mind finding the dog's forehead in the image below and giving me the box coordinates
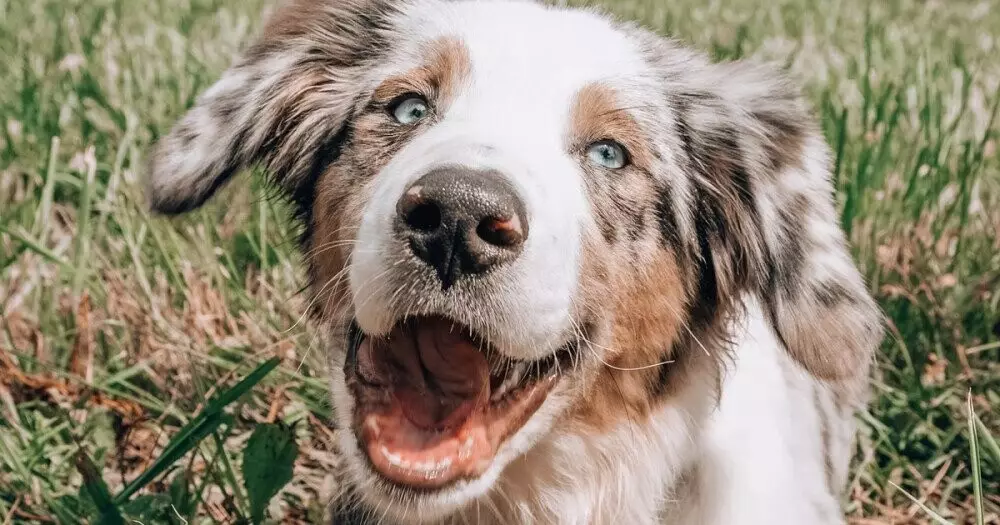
[391,0,649,105]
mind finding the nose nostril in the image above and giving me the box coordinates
[398,167,529,287]
[476,215,524,248]
[406,202,442,232]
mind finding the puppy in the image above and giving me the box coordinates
[147,0,884,523]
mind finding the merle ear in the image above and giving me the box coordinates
[664,52,884,381]
[146,0,397,214]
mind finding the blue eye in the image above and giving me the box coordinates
[390,94,430,124]
[586,140,629,169]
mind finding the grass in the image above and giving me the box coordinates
[0,0,998,523]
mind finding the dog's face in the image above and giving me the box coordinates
[148,0,882,521]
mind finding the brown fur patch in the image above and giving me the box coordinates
[569,83,655,170]
[570,241,692,432]
[257,0,393,48]
[373,37,471,105]
[307,176,361,322]
[250,0,386,61]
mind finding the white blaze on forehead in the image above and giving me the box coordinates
[350,0,651,359]
[385,0,648,150]
[405,1,646,101]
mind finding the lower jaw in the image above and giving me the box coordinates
[333,477,486,525]
[349,372,560,491]
[343,321,571,492]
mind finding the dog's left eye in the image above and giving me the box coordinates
[586,140,629,169]
[389,93,430,124]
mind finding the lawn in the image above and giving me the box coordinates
[1,0,998,523]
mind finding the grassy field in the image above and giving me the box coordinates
[1,0,998,523]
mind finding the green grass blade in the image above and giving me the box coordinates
[34,136,60,239]
[0,225,72,270]
[212,357,280,409]
[214,431,249,517]
[967,393,985,525]
[71,151,97,300]
[113,413,227,505]
[973,411,1000,468]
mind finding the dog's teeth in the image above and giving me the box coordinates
[492,362,528,401]
[458,436,475,460]
[512,361,529,381]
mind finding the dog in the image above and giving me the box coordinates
[146,0,884,523]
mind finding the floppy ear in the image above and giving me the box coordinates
[146,0,398,214]
[664,54,884,381]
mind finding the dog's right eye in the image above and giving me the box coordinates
[389,93,430,124]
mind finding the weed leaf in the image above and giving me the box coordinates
[243,422,298,523]
[169,470,196,519]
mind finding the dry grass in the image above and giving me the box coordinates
[1,0,998,523]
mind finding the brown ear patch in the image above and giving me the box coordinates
[259,0,319,42]
[770,293,880,381]
[253,0,397,60]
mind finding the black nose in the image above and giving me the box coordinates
[395,166,528,289]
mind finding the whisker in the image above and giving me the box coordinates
[571,317,676,371]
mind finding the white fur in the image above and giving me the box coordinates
[666,299,852,525]
[339,3,859,523]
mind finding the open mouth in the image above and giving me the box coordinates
[344,316,571,490]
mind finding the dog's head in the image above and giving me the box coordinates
[148,0,882,520]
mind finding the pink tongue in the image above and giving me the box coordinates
[358,318,490,429]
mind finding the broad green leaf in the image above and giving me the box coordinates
[243,422,299,524]
[169,470,196,519]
